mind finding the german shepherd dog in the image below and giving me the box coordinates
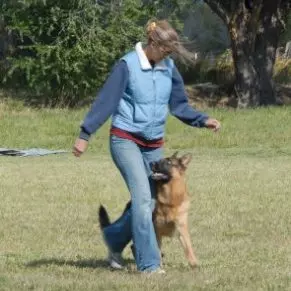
[99,152,198,268]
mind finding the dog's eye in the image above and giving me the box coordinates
[167,159,172,165]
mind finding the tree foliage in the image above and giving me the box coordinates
[1,0,148,106]
[1,0,291,107]
[183,2,230,54]
[281,11,291,44]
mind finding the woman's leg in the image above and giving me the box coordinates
[140,145,164,208]
[105,135,161,271]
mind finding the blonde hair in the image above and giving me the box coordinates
[145,19,196,65]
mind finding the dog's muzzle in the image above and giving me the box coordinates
[150,161,170,181]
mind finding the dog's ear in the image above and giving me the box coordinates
[172,151,179,158]
[179,153,192,168]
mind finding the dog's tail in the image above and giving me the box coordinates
[122,201,131,215]
[98,205,111,229]
[99,201,131,229]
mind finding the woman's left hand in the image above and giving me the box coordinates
[205,118,221,132]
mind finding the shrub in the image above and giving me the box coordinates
[274,57,291,84]
[1,0,145,107]
[181,49,234,85]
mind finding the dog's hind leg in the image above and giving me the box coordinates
[177,216,198,268]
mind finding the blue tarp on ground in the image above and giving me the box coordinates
[0,148,68,157]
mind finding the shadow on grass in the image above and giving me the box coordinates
[26,257,135,270]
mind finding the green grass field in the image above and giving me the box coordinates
[1,100,291,290]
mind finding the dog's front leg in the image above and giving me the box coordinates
[155,230,164,266]
[177,218,198,268]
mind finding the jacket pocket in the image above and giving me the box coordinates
[133,103,150,123]
[115,98,133,120]
[155,104,168,126]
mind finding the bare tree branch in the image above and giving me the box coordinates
[204,0,230,24]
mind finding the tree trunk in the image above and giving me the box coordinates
[253,35,277,106]
[253,0,286,105]
[205,0,290,108]
[228,4,262,108]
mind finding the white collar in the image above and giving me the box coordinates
[135,42,168,71]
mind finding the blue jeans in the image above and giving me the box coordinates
[103,135,163,271]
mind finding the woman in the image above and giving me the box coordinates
[73,20,221,274]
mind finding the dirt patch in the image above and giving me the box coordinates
[186,83,236,108]
[276,84,291,105]
[186,83,291,108]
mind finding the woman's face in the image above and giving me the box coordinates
[147,42,172,63]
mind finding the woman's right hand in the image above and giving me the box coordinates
[73,138,88,157]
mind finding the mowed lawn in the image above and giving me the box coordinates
[0,100,291,290]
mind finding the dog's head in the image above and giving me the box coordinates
[150,152,192,182]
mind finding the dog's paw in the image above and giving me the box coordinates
[189,259,199,268]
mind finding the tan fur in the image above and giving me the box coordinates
[153,154,198,268]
